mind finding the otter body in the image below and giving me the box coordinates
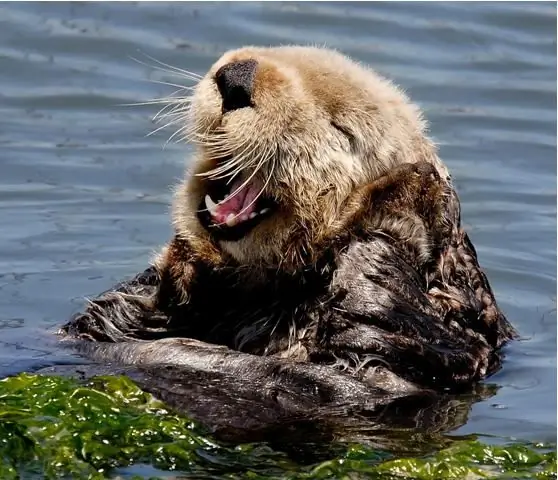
[60,47,516,434]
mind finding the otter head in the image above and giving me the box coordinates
[172,46,446,270]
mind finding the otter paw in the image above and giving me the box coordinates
[387,161,439,181]
[411,161,439,179]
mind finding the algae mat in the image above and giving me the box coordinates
[0,374,554,479]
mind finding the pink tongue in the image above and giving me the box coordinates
[213,178,260,225]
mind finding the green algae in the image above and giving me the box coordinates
[0,373,555,479]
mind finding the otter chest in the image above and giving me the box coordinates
[175,271,326,358]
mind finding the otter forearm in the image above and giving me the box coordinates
[319,164,516,389]
[61,237,211,342]
[75,337,387,403]
[323,238,496,389]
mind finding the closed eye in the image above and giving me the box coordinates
[330,121,356,151]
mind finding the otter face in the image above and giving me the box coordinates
[173,46,444,268]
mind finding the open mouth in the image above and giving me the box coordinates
[197,175,276,241]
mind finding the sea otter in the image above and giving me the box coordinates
[59,46,517,431]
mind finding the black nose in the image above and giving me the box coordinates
[215,59,257,112]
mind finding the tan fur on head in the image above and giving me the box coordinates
[170,45,449,271]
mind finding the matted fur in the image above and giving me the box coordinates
[59,46,517,436]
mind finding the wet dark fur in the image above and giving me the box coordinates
[59,162,517,438]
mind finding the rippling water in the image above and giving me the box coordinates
[0,0,555,448]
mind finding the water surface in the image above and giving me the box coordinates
[0,0,555,449]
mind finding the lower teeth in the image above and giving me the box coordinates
[225,214,237,227]
[222,208,271,227]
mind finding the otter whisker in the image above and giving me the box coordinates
[147,79,198,91]
[130,52,203,80]
[160,106,196,140]
[130,94,192,139]
[200,147,274,226]
[154,108,188,128]
[193,152,247,175]
[153,108,197,141]
[201,140,262,180]
[170,129,199,146]
[200,127,248,147]
[180,126,231,151]
[166,110,211,146]
[218,156,257,185]
[122,56,201,145]
[226,147,276,222]
[116,92,192,131]
[155,97,191,111]
[153,100,191,123]
[199,144,247,160]
[200,146,260,186]
[174,122,214,145]
[117,96,191,108]
[146,117,186,139]
[222,133,262,165]
[193,137,268,219]
[193,132,260,178]
[203,155,255,182]
[189,132,234,149]
[164,123,195,148]
[151,90,193,107]
[200,134,252,156]
[128,54,202,86]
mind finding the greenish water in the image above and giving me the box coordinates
[0,374,555,479]
[0,1,556,478]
